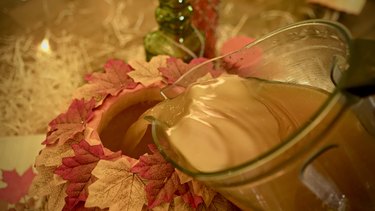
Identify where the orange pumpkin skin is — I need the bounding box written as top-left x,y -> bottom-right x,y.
88,84 -> 165,158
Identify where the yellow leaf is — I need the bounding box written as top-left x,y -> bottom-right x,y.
191,180 -> 216,207
173,196 -> 194,211
175,169 -> 192,184
29,166 -> 56,197
128,55 -> 169,86
47,183 -> 67,211
151,202 -> 171,211
35,142 -> 75,167
86,158 -> 146,211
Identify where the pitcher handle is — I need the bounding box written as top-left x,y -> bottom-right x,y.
339,39 -> 375,98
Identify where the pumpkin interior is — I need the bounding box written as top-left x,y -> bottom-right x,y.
98,88 -> 164,158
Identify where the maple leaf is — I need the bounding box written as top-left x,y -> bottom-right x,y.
131,145 -> 180,208
0,167 -> 36,204
198,194 -> 240,211
220,36 -> 255,56
175,169 -> 193,184
35,140 -> 76,167
47,183 -> 68,211
158,57 -> 212,84
131,145 -> 205,209
74,59 -> 138,105
152,202 -> 173,211
128,55 -> 169,86
178,183 -> 204,209
145,173 -> 181,208
173,196 -> 195,211
220,36 -> 262,77
191,0 -> 220,58
54,140 -> 120,210
43,99 -> 96,146
86,158 -> 146,211
29,166 -> 57,197
131,145 -> 175,180
191,180 -> 216,207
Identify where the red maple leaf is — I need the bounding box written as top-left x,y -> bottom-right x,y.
43,99 -> 96,146
87,59 -> 138,94
144,173 -> 181,208
131,145 -> 178,208
159,57 -> 190,85
0,167 -> 36,204
131,145 -> 175,180
131,145 -> 203,208
220,36 -> 262,77
178,183 -> 203,209
159,57 -> 217,85
75,59 -> 138,105
54,140 -> 120,210
220,36 -> 255,56
191,0 -> 220,58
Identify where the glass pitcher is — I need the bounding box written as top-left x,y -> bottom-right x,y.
148,20 -> 375,210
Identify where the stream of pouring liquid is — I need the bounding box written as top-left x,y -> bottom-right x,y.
162,75 -> 329,172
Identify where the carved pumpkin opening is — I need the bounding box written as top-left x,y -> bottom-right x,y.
98,88 -> 164,158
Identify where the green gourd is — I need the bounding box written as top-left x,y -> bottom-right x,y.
144,0 -> 204,62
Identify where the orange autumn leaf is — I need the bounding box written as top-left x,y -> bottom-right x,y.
86,158 -> 146,211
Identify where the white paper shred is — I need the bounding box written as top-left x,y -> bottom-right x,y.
0,0 -> 150,136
